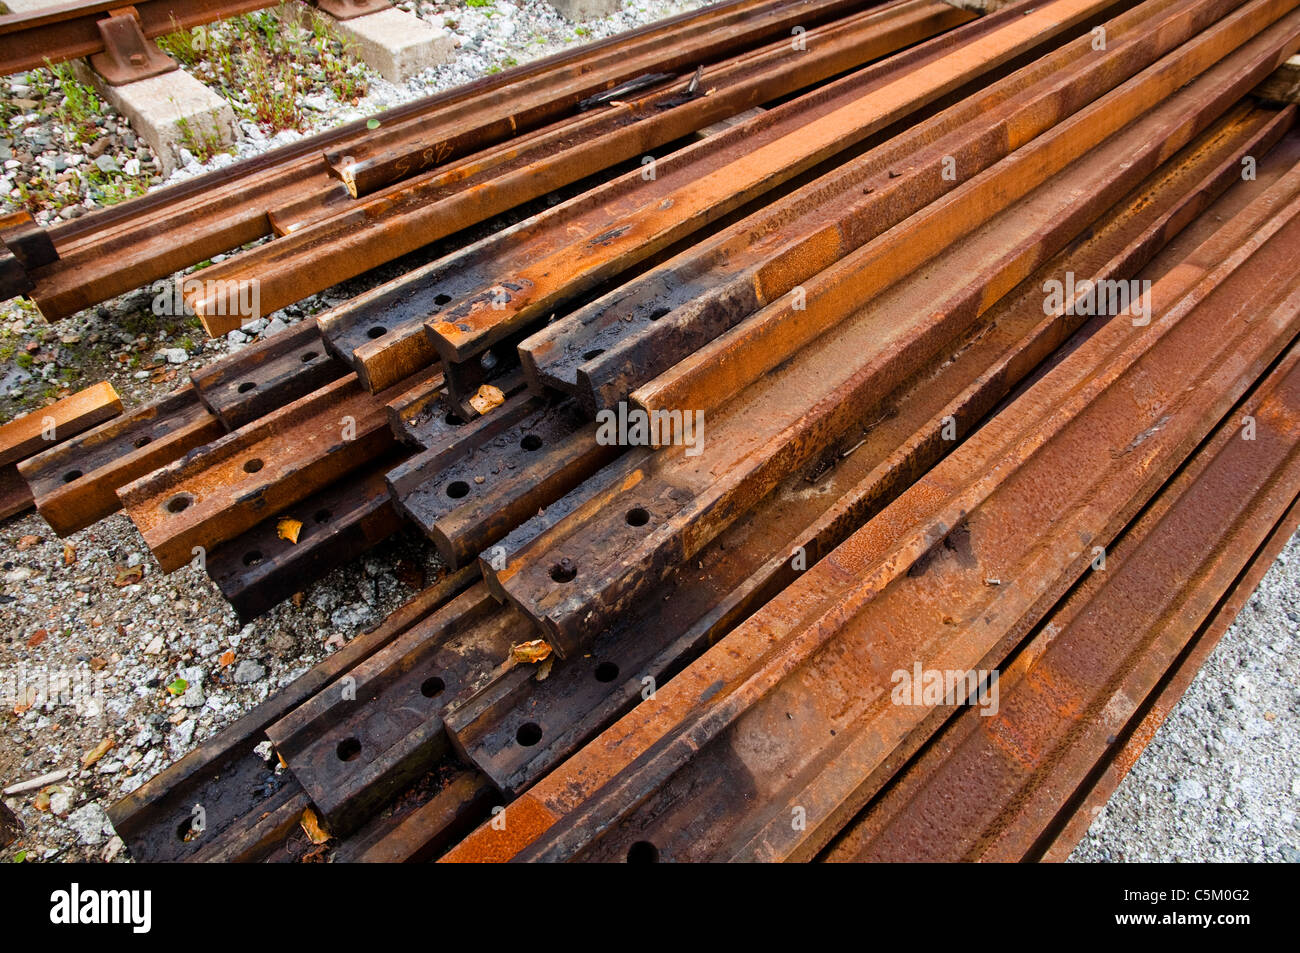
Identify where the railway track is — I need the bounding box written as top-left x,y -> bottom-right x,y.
1,0 -> 1297,862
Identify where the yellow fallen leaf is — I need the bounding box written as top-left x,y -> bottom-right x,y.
300,806 -> 332,845
82,737 -> 115,767
113,565 -> 144,587
469,384 -> 506,415
511,639 -> 552,665
62,542 -> 76,566
277,518 -> 303,544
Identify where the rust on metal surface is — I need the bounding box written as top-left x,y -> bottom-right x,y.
18,385 -> 223,536
117,374 -> 394,572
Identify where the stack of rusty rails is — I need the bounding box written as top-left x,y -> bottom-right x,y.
100,100 -> 1300,861
0,382 -> 122,520
487,0 -> 1300,658
443,147 -> 1300,863
183,0 -> 979,335
315,0 -> 1137,404
371,0 -> 1284,576
1,0 -> 1289,863
0,0 -> 894,315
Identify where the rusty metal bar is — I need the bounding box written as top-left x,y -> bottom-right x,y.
117,373 -> 394,572
17,384 -> 223,536
445,163 -> 1300,863
388,394 -> 621,569
186,0 -> 977,334
824,338 -> 1300,862
490,26 -> 1300,660
1038,490 -> 1300,862
301,0 -> 1131,394
0,381 -> 122,521
0,380 -> 121,468
264,583 -> 531,833
0,0 -> 277,77
190,319 -> 348,430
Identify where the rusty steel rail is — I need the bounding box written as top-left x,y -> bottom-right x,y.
17,384 -> 223,535
263,583 -> 532,833
104,566 -> 478,862
442,160 -> 1300,862
442,109 -> 1292,803
387,393 -> 621,569
8,0 -> 875,318
0,380 -> 122,520
205,449 -> 408,621
117,373 -> 396,572
1038,491 -> 1300,862
0,0 -> 294,78
190,319 -> 349,429
98,110 -> 1298,863
824,338 -> 1300,862
488,20 -> 1300,661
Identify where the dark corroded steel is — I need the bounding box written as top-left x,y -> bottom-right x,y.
105,565 -> 477,862
388,395 -> 620,568
191,319 -> 348,430
206,451 -> 408,621
264,584 -> 531,833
